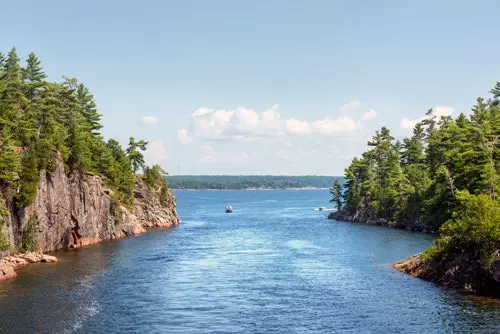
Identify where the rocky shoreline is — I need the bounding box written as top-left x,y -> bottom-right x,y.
328,211 -> 500,299
327,211 -> 436,233
0,158 -> 181,282
393,252 -> 500,298
0,252 -> 58,281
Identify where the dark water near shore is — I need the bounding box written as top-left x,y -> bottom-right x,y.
0,190 -> 499,333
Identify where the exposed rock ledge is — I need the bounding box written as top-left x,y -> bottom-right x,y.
0,252 -> 57,281
394,251 -> 500,298
0,158 -> 180,281
327,210 -> 435,233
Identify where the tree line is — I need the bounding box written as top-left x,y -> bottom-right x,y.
0,48 -> 168,250
168,175 -> 338,190
330,83 -> 499,275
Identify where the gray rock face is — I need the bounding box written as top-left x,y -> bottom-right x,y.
2,159 -> 180,253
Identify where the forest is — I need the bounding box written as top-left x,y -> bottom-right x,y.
331,83 -> 500,285
168,175 -> 337,190
0,48 -> 168,251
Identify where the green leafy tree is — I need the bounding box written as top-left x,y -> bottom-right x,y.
126,137 -> 148,173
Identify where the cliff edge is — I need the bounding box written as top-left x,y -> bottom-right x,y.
0,158 -> 180,265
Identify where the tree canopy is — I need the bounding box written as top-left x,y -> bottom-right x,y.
0,48 -> 158,249
338,83 -> 500,281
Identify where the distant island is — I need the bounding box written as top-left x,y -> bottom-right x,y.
167,175 -> 341,190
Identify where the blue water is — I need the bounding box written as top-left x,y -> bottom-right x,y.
1,190 -> 499,333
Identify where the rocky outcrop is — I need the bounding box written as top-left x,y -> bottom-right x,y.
394,251 -> 500,298
3,252 -> 57,265
0,252 -> 58,281
0,260 -> 16,281
328,208 -> 433,233
133,179 -> 181,228
1,158 -> 180,255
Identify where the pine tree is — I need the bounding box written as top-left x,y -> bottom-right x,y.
126,137 -> 148,173
330,179 -> 342,210
22,52 -> 47,100
76,83 -> 102,135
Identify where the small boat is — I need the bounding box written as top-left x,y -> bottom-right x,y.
225,206 -> 233,213
318,207 -> 326,211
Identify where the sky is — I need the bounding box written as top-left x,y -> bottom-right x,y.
2,0 -> 499,175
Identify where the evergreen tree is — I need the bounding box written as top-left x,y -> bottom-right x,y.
339,82 -> 500,233
330,179 -> 342,210
22,52 -> 47,100
126,137 -> 148,173
76,83 -> 102,135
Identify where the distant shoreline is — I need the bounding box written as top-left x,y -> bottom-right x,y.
172,188 -> 329,191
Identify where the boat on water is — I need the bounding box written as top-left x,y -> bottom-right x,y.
225,206 -> 233,213
315,207 -> 335,211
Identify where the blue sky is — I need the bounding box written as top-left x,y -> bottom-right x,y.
2,0 -> 499,175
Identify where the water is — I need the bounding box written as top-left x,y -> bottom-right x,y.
1,190 -> 499,333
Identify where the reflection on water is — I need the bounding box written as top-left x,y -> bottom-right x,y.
0,190 -> 499,333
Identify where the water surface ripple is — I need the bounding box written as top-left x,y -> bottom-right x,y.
1,190 -> 499,333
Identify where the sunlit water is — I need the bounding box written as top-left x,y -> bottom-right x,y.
1,190 -> 499,333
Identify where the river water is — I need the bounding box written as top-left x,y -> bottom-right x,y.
0,190 -> 499,333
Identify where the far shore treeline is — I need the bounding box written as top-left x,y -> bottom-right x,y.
168,175 -> 341,190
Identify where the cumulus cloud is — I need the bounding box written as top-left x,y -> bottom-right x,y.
400,106 -> 455,130
340,100 -> 362,112
143,140 -> 167,166
177,128 -> 193,144
142,116 -> 159,125
178,104 -> 363,143
433,106 -> 454,117
311,117 -> 358,134
361,109 -> 377,121
286,118 -> 311,134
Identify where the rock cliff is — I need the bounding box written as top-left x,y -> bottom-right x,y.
0,158 -> 180,254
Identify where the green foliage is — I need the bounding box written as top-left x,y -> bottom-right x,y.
340,84 -> 500,232
126,137 -> 148,173
144,164 -> 169,204
21,216 -> 37,252
330,179 -> 342,210
0,48 -> 166,211
144,164 -> 168,190
15,146 -> 40,208
167,175 -> 336,190
0,204 -> 10,251
423,191 -> 500,271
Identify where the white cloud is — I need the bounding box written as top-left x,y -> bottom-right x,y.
177,128 -> 193,144
286,118 -> 311,134
311,117 -> 358,134
400,105 -> 454,130
144,140 -> 167,166
361,109 -> 377,121
179,104 -> 361,142
262,104 -> 280,121
433,106 -> 454,117
142,116 -> 159,125
340,100 -> 362,112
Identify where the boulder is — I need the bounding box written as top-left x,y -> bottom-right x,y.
41,254 -> 57,263
0,260 -> 16,281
